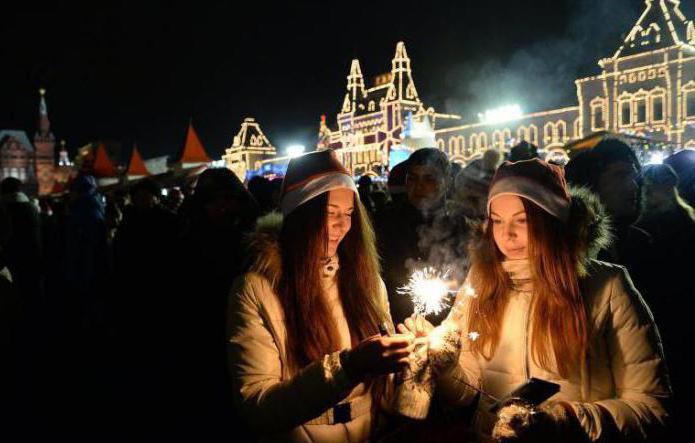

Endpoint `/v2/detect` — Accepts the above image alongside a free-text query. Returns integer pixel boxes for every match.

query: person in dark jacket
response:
[565,138,652,294]
[0,178,43,304]
[636,163,695,434]
[375,149,470,325]
[111,177,179,433]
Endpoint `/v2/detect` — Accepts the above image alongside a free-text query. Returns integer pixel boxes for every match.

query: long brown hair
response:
[468,199,588,378]
[278,191,385,371]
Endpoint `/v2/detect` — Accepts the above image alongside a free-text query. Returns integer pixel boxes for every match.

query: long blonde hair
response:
[467,199,588,378]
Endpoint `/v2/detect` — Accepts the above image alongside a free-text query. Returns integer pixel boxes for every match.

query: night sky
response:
[3,0,693,163]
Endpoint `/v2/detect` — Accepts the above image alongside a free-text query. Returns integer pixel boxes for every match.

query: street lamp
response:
[286,144,306,158]
[478,104,523,124]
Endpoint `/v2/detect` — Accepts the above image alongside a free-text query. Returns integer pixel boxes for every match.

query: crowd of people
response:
[0,138,693,441]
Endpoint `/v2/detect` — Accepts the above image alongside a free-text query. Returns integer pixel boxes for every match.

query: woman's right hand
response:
[343,335,413,381]
[397,314,435,338]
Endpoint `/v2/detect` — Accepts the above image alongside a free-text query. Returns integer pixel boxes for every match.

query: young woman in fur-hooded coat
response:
[227,151,412,442]
[401,159,672,442]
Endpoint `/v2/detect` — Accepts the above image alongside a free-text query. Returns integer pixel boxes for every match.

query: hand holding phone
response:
[489,377,560,413]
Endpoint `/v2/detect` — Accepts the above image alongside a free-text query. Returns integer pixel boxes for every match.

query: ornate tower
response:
[33,88,56,195]
[341,59,367,114]
[385,42,420,104]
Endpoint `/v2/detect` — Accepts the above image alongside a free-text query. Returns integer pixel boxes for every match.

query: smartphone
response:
[489,378,560,413]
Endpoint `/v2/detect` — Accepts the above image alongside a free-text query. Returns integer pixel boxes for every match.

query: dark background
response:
[2,0,690,162]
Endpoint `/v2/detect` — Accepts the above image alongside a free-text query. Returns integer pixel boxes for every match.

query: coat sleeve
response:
[227,274,358,434]
[565,267,672,441]
[435,283,483,406]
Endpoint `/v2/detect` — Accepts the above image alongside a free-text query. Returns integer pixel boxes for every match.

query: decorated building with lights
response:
[223,118,280,179]
[317,42,460,176]
[435,0,695,162]
[317,0,695,175]
[0,90,57,195]
[223,1,695,178]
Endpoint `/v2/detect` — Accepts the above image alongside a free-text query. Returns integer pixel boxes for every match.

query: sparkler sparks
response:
[397,267,454,316]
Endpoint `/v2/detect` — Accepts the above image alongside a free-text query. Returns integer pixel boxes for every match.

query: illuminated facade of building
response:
[225,1,695,178]
[322,0,695,174]
[435,0,695,165]
[223,118,278,180]
[0,90,56,195]
[319,42,459,176]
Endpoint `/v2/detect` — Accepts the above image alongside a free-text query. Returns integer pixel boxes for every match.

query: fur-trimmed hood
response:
[566,186,613,262]
[244,212,284,287]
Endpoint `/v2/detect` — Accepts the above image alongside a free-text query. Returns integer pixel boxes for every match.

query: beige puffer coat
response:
[227,215,392,442]
[437,190,672,442]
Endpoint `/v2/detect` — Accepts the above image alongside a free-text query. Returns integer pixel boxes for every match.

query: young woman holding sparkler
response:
[401,159,671,442]
[227,151,412,442]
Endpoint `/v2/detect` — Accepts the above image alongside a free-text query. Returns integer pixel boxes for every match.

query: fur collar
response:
[245,212,283,287]
[567,186,613,263]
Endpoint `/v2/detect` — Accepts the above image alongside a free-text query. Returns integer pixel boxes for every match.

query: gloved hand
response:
[492,400,583,443]
[427,323,462,374]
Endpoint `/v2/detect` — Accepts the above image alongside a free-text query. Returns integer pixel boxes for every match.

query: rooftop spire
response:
[348,59,366,99]
[37,88,51,136]
[341,59,366,114]
[386,41,420,103]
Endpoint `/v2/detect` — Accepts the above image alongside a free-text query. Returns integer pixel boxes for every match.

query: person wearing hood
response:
[227,150,413,442]
[173,167,260,437]
[400,159,671,441]
[63,174,108,295]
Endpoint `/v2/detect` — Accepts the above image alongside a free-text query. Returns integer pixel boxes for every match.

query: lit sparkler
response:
[397,267,455,316]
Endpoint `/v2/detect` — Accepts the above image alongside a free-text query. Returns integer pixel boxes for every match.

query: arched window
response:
[651,87,666,123]
[456,136,465,155]
[544,123,554,144]
[590,97,606,131]
[517,126,528,141]
[633,91,648,125]
[492,130,503,148]
[618,92,633,127]
[478,133,488,148]
[683,82,695,119]
[449,137,459,156]
[436,139,445,150]
[529,125,539,145]
[573,118,581,139]
[556,120,567,142]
